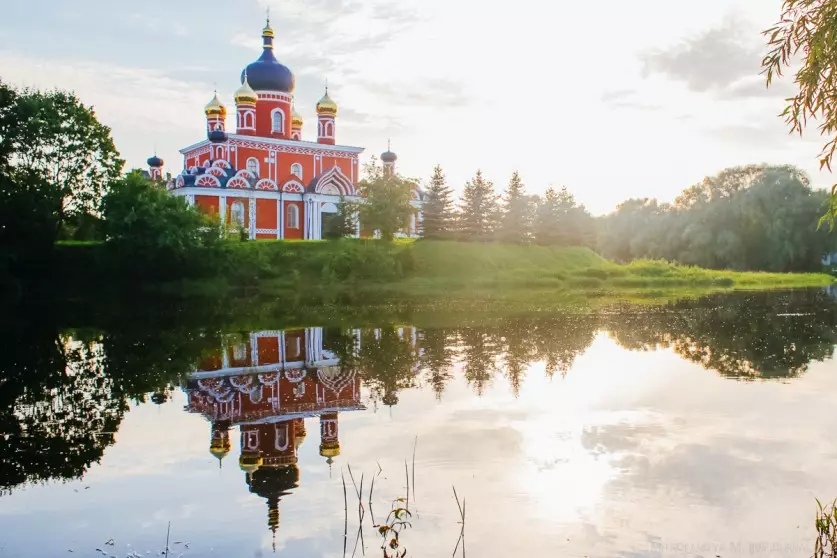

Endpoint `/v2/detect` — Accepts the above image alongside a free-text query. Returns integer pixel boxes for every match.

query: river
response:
[2,289,837,557]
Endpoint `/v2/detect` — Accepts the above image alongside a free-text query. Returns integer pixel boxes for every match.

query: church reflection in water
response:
[182,327,417,544]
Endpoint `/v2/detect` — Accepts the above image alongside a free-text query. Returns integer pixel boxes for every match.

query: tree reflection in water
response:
[1,289,836,500]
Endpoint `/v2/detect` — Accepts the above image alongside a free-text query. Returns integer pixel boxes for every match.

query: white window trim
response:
[230,201,245,228]
[287,204,300,229]
[271,108,286,134]
[291,163,303,180]
[246,157,260,177]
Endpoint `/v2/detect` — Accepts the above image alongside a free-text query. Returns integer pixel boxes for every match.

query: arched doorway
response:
[321,202,341,239]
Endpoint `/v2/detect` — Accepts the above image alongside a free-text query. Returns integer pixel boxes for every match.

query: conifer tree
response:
[458,170,499,241]
[499,171,533,244]
[534,187,560,245]
[422,165,455,240]
[534,186,595,246]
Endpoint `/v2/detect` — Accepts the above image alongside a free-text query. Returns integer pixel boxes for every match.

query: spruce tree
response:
[534,187,560,245]
[459,170,499,241]
[422,165,455,240]
[499,171,533,244]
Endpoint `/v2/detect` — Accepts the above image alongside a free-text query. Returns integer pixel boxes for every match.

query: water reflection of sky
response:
[3,307,837,556]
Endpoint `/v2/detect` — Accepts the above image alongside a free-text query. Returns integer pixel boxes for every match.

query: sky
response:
[0,0,829,214]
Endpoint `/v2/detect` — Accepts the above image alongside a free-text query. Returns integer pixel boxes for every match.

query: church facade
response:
[148,17,421,240]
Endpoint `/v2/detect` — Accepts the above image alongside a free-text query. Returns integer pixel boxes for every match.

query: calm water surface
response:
[2,289,837,557]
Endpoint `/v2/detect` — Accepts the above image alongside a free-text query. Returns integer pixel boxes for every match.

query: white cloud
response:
[2,0,832,214]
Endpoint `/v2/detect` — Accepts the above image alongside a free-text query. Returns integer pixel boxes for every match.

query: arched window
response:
[272,109,285,133]
[290,163,303,180]
[245,111,254,129]
[246,157,259,177]
[230,201,245,228]
[287,204,299,229]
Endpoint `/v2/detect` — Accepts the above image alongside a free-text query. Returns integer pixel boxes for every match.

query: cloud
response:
[362,78,468,108]
[129,14,189,37]
[600,88,661,111]
[600,89,636,103]
[641,18,761,93]
[721,74,797,99]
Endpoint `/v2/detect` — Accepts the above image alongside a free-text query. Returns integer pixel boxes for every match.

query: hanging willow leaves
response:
[762,0,837,229]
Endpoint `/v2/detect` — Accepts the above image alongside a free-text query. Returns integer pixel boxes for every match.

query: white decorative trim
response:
[196,174,221,188]
[246,157,259,176]
[271,108,286,134]
[206,167,226,177]
[257,91,293,102]
[256,228,278,235]
[212,160,232,169]
[173,187,315,201]
[256,178,278,191]
[283,179,304,193]
[248,198,256,239]
[235,169,257,180]
[227,177,250,189]
[180,135,363,155]
[313,164,354,196]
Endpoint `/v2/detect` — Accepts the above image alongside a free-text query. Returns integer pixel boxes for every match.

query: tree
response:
[499,171,533,244]
[597,165,837,271]
[0,80,123,234]
[534,187,561,245]
[763,2,837,229]
[422,165,455,240]
[102,171,221,279]
[324,196,358,240]
[357,159,416,241]
[458,170,499,241]
[0,81,122,287]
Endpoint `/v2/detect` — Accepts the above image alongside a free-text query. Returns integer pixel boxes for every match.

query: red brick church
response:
[147,17,423,239]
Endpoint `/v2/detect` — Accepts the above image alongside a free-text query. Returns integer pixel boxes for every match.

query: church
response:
[148,17,422,240]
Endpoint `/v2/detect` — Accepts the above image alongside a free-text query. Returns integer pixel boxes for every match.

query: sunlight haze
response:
[0,0,822,214]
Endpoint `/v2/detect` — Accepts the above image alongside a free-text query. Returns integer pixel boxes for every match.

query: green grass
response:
[51,239,834,303]
[392,241,832,295]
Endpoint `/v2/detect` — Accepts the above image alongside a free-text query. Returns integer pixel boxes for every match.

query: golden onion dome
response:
[291,106,304,127]
[316,89,338,115]
[235,75,258,105]
[210,443,230,459]
[204,93,226,117]
[262,18,275,39]
[239,454,263,474]
[319,443,340,458]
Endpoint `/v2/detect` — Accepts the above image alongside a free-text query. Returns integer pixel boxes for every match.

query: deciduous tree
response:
[763,1,837,229]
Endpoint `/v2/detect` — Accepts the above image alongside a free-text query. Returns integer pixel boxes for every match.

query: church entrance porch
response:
[321,202,340,240]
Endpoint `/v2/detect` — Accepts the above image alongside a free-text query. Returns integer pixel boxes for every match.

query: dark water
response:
[2,289,837,557]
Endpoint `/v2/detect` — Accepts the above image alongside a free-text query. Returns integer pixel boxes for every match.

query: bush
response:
[102,171,222,280]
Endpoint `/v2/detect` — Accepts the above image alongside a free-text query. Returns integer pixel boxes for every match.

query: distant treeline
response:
[421,163,837,272]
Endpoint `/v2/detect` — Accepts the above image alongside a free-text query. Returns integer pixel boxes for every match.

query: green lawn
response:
[53,239,834,302]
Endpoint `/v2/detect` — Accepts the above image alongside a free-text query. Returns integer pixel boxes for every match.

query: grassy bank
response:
[52,239,833,301]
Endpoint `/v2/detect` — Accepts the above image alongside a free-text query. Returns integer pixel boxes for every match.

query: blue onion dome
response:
[316,88,338,115]
[208,129,228,143]
[205,93,226,117]
[380,150,397,163]
[235,73,258,105]
[240,19,295,93]
[146,155,164,168]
